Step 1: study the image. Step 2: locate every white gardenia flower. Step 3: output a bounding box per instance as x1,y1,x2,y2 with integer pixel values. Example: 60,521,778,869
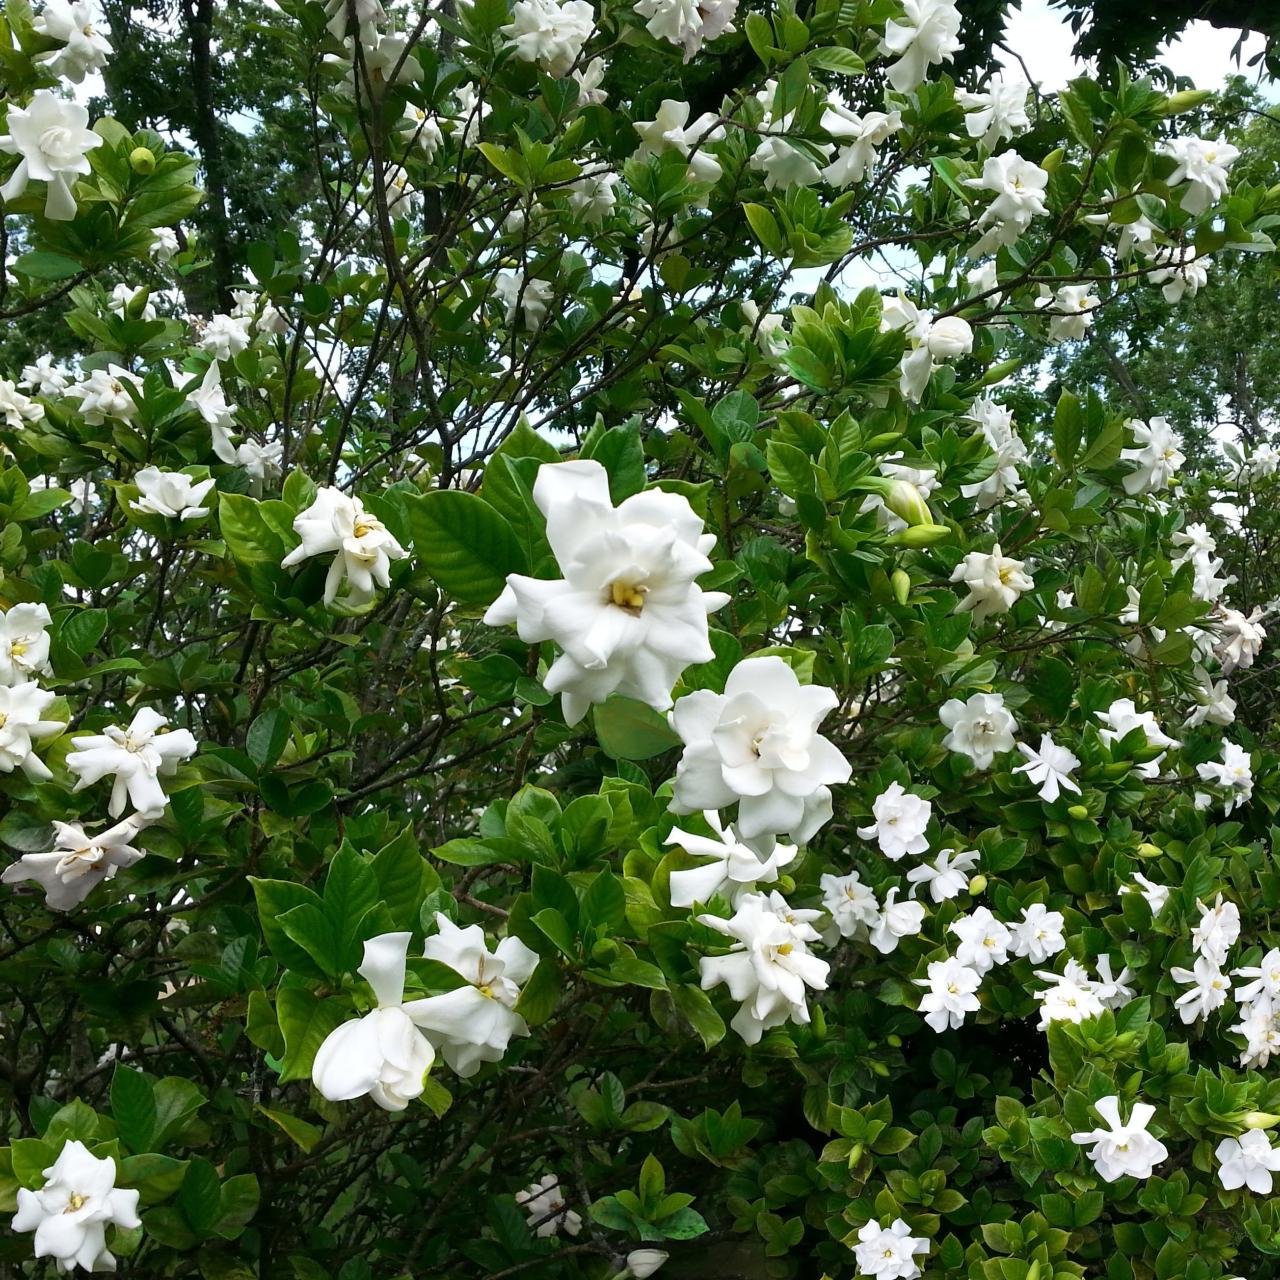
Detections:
853,1217,931,1280
0,682,62,780
949,906,1011,975
955,73,1030,150
1121,416,1184,495
323,0,385,37
698,891,829,1044
67,365,141,424
820,102,901,187
516,1174,583,1237
1095,697,1180,779
566,170,620,224
235,439,283,495
1035,960,1106,1028
1008,903,1066,963
669,656,851,851
312,932,437,1110
572,56,607,105
878,0,961,93
1214,605,1266,674
880,293,972,400
281,486,407,608
485,459,727,725
1035,283,1100,342
186,361,237,461
821,870,880,940
625,1249,669,1279
403,914,539,1076
915,956,982,1032
66,706,198,817
868,887,926,955
494,270,556,329
0,603,53,685
22,354,70,396
501,0,593,75
1071,1095,1169,1183
950,544,1032,622
1123,872,1170,916
107,283,156,320
130,467,215,521
633,99,725,186
939,692,1017,770
1171,955,1230,1024
1232,946,1280,1007
964,152,1049,255
1013,734,1081,803
906,847,978,903
635,0,737,61
1093,955,1136,1009
2,814,147,911
33,0,113,81
1216,1130,1280,1195
1196,740,1254,814
1191,894,1241,967
857,781,931,860
666,811,797,907
199,313,251,361
0,378,45,429
400,103,444,160
1147,245,1210,304
11,1139,141,1272
1161,135,1239,215
961,397,1026,508
0,90,102,220
150,225,180,261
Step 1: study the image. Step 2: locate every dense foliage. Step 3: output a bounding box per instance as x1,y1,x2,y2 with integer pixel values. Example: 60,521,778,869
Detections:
2,0,1280,1278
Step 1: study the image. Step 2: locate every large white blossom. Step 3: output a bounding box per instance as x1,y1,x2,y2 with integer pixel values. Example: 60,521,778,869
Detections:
1161,135,1239,215
0,378,45,429
281,486,407,609
1171,955,1229,1024
2,815,147,911
949,544,1032,621
0,90,102,220
961,398,1026,508
1196,740,1254,814
1216,1130,1280,1194
403,914,539,1077
635,0,737,61
66,706,198,817
853,1217,931,1280
130,467,215,521
949,905,1010,975
955,73,1030,149
501,0,594,76
868,887,926,954
0,681,62,780
1071,1095,1168,1182
669,656,851,851
312,932,437,1110
11,1139,141,1272
820,102,901,187
915,956,982,1032
1121,417,1184,496
633,99,725,186
33,0,113,82
939,692,1017,770
698,891,828,1043
877,0,961,93
485,459,728,725
67,365,141,424
964,151,1048,256
1213,605,1265,674
1008,903,1066,963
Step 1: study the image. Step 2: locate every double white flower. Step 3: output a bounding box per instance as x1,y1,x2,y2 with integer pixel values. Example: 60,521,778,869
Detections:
2,815,148,911
67,706,198,817
0,603,53,686
949,544,1032,622
939,692,1016,770
0,90,102,221
485,459,728,726
669,656,850,851
665,811,797,908
282,486,407,609
1071,1095,1168,1183
877,0,961,93
0,681,62,780
501,0,594,76
130,467,215,521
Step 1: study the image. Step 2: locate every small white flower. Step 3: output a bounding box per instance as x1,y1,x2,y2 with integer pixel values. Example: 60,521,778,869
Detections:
1035,283,1100,342
0,603,53,686
821,870,880,939
107,283,155,320
1035,961,1105,1028
869,887,926,955
21,354,70,396
0,90,102,220
516,1174,583,1238
199,313,251,361
1122,872,1170,916
1214,605,1265,674
625,1249,669,1278
1013,734,1081,803
0,681,62,781
666,811,797,907
1161,135,1239,215
130,467,215,521
32,0,114,82
11,1139,141,1272
1196,740,1253,814
66,706,198,817
939,692,1017,770
150,225,180,261
0,378,45,429
905,847,978,903
820,102,901,187
67,365,141,424
634,0,737,61
1171,956,1230,1024
1095,698,1179,779
1121,417,1184,496
500,0,594,76
955,73,1030,149
853,1216,931,1280
1071,1095,1168,1182
949,905,1010,975
632,99,724,186
878,0,961,93
961,398,1026,508
964,151,1049,256
2,814,148,911
1008,903,1066,963
1216,1130,1280,1194
857,781,931,860
281,486,407,609
950,544,1033,622
494,270,555,330
1191,894,1241,967
914,956,982,1032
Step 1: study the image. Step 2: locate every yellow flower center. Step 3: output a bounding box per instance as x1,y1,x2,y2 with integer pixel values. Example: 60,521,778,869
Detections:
66,1193,87,1212
608,580,646,611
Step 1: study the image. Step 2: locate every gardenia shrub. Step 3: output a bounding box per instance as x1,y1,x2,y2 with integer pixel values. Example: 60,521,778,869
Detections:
0,0,1279,1276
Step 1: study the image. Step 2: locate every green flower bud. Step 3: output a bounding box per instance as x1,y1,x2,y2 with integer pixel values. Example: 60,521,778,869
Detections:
1040,148,1064,174
884,478,932,528
590,938,619,962
1067,804,1089,820
891,568,911,606
130,147,157,175
1161,89,1212,116
968,874,988,895
1243,1111,1280,1129
1137,842,1162,858
890,523,952,548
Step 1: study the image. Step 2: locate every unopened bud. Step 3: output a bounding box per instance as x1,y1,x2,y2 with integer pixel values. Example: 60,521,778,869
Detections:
130,146,157,175
1137,842,1162,858
1243,1111,1280,1130
884,479,932,528
1040,148,1064,174
1067,804,1089,820
891,569,911,606
968,874,988,896
590,938,619,962
891,523,952,548
1161,89,1212,116
886,1033,902,1047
